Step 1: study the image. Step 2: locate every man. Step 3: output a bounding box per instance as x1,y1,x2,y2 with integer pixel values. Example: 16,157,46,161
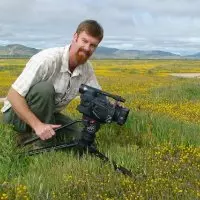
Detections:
1,19,103,146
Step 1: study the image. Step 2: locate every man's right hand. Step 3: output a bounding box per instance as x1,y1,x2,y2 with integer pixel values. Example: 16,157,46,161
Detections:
34,123,61,140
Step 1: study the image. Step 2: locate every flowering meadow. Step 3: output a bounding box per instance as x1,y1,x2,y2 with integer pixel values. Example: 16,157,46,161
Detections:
0,59,200,199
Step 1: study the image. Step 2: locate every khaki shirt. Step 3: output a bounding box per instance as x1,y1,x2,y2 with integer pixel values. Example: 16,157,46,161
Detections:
1,45,100,113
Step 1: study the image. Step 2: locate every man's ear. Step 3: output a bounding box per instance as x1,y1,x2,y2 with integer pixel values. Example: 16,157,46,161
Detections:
73,33,78,42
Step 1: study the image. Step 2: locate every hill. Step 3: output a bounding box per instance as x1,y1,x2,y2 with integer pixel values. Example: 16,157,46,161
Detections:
0,44,200,59
93,47,182,59
0,44,40,58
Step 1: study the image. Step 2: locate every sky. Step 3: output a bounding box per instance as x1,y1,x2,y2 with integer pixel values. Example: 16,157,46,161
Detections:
1,0,200,55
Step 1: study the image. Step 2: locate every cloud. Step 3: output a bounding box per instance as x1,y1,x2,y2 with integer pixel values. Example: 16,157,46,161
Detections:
0,0,36,23
0,0,200,53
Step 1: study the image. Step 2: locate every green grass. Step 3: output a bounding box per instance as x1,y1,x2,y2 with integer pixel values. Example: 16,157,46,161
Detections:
1,112,200,199
1,59,200,199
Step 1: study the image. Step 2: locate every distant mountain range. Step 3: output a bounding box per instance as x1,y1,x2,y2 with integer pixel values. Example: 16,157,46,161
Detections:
0,44,39,58
0,44,200,59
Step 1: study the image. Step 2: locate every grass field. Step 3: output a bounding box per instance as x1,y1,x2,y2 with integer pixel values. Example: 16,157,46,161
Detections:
0,59,200,199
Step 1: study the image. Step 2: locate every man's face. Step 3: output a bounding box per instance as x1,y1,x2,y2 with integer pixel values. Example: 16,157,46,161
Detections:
72,31,101,64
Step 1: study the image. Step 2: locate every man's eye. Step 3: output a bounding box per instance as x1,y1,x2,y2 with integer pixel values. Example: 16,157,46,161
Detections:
91,44,97,49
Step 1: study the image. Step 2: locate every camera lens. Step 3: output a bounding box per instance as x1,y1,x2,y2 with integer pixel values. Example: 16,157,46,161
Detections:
114,107,130,125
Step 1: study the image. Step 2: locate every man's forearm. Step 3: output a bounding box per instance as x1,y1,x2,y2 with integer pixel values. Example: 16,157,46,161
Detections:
7,87,42,130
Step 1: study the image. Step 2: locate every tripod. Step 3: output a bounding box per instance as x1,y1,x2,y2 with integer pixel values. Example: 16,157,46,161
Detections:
22,117,133,178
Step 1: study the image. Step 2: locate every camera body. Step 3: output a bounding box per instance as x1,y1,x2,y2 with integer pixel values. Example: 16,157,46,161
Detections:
77,84,129,125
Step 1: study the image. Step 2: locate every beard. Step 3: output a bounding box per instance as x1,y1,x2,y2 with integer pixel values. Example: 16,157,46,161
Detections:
75,47,91,64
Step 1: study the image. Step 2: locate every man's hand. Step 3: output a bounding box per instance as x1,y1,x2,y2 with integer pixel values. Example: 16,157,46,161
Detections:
34,123,61,140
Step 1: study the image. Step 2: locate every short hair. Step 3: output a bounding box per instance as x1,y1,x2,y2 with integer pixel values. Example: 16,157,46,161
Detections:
76,19,104,41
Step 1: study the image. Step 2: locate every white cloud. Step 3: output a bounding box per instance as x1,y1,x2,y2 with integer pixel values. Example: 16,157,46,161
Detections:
0,0,200,54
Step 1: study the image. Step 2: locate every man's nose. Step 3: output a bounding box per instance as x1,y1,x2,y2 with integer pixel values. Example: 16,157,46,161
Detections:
84,44,91,51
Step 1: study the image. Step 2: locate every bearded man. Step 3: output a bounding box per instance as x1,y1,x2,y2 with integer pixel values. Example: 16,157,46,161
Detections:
1,19,103,146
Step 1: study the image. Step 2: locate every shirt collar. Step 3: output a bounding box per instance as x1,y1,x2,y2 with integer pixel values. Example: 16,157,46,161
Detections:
60,44,84,77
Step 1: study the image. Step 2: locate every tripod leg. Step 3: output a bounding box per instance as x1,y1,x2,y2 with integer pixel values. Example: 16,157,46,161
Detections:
88,146,134,178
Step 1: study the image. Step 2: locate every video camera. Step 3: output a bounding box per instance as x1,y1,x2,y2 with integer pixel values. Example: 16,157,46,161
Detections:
76,84,130,147
77,84,129,125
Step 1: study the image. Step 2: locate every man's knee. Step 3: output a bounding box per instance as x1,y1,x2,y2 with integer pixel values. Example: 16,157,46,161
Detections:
25,82,56,124
26,82,55,104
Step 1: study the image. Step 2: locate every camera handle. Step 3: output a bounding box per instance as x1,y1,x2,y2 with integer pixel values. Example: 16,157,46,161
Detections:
22,120,82,146
22,116,100,146
23,116,100,152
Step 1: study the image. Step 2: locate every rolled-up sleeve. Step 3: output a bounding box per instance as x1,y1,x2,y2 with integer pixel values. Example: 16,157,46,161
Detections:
12,58,47,97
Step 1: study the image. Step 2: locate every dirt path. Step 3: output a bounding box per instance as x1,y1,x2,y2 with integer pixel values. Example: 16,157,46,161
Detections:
170,73,200,78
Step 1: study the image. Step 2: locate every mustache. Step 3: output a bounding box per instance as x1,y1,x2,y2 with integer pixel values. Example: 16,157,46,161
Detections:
78,48,91,56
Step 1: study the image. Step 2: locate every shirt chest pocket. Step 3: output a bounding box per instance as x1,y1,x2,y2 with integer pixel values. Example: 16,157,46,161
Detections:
54,74,70,93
